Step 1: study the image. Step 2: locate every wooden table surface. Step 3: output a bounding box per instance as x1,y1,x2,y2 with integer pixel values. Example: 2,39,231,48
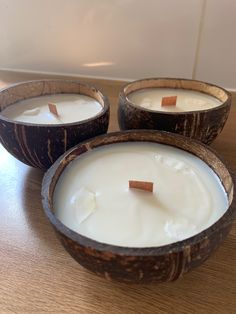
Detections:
0,70,235,314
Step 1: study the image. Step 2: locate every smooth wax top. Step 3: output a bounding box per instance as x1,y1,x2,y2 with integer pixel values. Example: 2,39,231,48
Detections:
1,94,103,124
128,88,222,112
54,142,228,248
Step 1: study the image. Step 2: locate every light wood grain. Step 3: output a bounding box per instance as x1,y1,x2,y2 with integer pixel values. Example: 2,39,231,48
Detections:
0,70,235,314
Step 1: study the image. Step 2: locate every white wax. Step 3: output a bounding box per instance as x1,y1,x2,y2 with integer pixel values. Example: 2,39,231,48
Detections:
54,142,228,248
1,94,102,124
128,88,222,112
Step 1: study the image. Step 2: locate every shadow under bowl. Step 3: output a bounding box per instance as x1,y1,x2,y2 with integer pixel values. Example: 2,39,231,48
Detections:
0,79,110,169
118,78,231,144
42,130,236,283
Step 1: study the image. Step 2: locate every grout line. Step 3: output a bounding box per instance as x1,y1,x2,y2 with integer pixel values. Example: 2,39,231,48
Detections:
1,67,234,91
192,0,207,80
0,67,133,83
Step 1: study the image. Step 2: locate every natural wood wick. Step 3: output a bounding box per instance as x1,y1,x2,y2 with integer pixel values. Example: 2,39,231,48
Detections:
161,96,177,106
48,102,59,117
129,180,153,193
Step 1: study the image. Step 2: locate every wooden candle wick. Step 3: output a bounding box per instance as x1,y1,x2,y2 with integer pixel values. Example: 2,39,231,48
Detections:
48,102,59,117
161,96,177,106
129,180,153,193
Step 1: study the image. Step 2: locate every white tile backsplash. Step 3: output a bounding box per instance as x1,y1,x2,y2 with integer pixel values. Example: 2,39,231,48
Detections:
0,0,203,80
0,0,234,89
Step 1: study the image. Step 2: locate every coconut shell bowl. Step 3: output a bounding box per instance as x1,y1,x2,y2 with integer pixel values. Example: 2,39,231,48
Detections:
0,80,110,169
118,78,231,144
42,130,236,284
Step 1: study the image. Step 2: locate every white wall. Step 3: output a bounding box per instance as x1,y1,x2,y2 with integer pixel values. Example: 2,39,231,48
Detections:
0,0,235,89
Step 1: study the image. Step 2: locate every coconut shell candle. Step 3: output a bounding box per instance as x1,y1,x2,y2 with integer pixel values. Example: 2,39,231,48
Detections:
42,130,236,283
118,78,231,144
0,80,110,169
